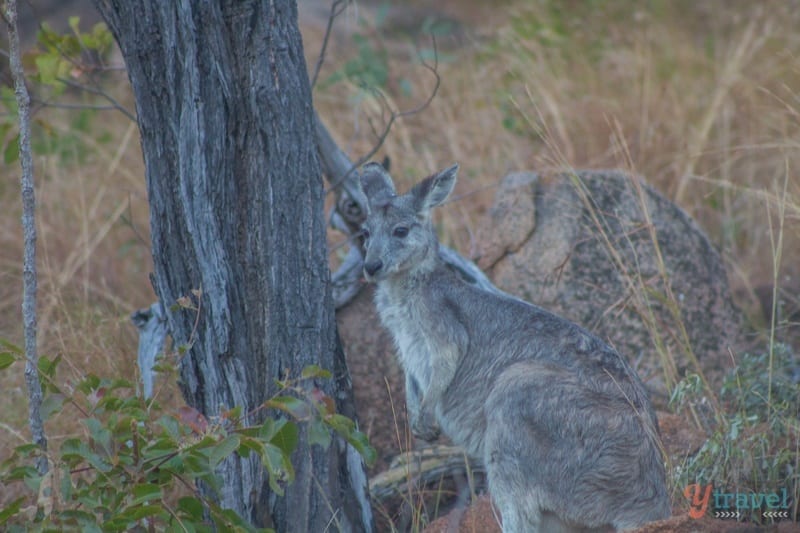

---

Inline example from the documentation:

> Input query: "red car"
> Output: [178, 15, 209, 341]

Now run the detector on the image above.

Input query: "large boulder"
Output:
[477, 170, 746, 402]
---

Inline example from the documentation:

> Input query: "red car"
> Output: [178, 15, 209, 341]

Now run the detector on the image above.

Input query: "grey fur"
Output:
[359, 162, 671, 532]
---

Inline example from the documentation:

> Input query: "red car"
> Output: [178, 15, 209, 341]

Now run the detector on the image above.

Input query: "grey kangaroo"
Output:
[358, 162, 671, 532]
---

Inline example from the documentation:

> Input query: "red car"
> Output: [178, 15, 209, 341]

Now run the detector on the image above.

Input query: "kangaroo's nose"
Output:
[364, 260, 383, 277]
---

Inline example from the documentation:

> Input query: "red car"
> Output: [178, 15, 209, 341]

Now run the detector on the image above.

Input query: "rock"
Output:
[477, 170, 746, 402]
[656, 411, 708, 459]
[423, 495, 500, 533]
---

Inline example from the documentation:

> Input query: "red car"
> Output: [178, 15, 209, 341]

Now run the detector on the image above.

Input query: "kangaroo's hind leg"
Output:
[484, 416, 548, 533]
[486, 424, 608, 533]
[486, 470, 543, 533]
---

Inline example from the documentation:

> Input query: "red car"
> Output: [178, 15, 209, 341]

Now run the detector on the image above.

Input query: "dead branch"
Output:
[369, 445, 484, 502]
[131, 303, 168, 399]
[326, 35, 441, 196]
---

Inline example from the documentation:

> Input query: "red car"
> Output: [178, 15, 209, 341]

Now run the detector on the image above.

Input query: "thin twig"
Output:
[326, 35, 441, 195]
[32, 100, 130, 115]
[310, 0, 349, 90]
[55, 76, 137, 121]
[4, 0, 49, 476]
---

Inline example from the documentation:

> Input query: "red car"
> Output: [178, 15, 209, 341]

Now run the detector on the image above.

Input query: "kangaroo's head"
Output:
[358, 162, 459, 282]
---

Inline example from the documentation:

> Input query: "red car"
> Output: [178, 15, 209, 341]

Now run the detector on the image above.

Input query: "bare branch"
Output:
[310, 0, 349, 90]
[369, 445, 484, 501]
[31, 100, 129, 115]
[54, 76, 137, 121]
[326, 34, 441, 195]
[4, 0, 49, 476]
[1, 13, 135, 121]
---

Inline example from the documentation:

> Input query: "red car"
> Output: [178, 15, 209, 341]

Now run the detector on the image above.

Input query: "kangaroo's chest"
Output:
[374, 286, 436, 388]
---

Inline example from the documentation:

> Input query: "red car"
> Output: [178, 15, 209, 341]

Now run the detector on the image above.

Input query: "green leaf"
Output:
[260, 443, 295, 496]
[270, 419, 298, 456]
[106, 504, 166, 530]
[236, 436, 266, 460]
[325, 413, 355, 435]
[0, 338, 22, 355]
[0, 122, 12, 143]
[255, 417, 283, 441]
[83, 23, 113, 54]
[34, 53, 61, 86]
[157, 414, 183, 440]
[85, 417, 113, 454]
[37, 354, 61, 381]
[3, 465, 37, 481]
[4, 133, 19, 165]
[177, 496, 205, 521]
[142, 436, 179, 459]
[76, 373, 101, 394]
[345, 430, 377, 467]
[60, 438, 112, 473]
[68, 16, 81, 34]
[131, 482, 163, 505]
[182, 447, 215, 478]
[308, 418, 331, 450]
[300, 365, 331, 379]
[265, 395, 310, 419]
[61, 509, 103, 531]
[40, 393, 66, 419]
[0, 352, 16, 370]
[206, 500, 261, 532]
[209, 434, 240, 467]
[0, 497, 24, 524]
[59, 465, 73, 502]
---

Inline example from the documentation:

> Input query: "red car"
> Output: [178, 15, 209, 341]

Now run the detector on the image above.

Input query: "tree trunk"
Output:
[93, 1, 370, 530]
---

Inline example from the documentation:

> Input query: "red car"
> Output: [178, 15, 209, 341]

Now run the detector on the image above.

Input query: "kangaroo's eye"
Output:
[393, 226, 409, 238]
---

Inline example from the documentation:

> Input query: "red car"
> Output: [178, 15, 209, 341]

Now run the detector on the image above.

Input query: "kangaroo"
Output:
[358, 162, 671, 532]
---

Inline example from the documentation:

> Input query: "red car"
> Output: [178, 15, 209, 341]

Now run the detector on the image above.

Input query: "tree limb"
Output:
[310, 0, 349, 90]
[369, 446, 484, 502]
[325, 35, 441, 196]
[4, 0, 49, 476]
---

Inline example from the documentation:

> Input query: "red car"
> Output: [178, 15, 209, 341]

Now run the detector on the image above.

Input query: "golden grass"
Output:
[1, 0, 799, 520]
[312, 0, 799, 319]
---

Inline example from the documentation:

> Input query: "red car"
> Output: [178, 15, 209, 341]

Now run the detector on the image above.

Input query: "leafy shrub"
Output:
[670, 343, 800, 523]
[0, 343, 375, 532]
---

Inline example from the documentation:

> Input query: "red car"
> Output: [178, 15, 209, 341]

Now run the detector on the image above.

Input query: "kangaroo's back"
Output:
[358, 162, 671, 532]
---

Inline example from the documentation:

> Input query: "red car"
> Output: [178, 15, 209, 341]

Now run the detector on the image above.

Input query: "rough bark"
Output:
[4, 0, 48, 476]
[93, 1, 370, 530]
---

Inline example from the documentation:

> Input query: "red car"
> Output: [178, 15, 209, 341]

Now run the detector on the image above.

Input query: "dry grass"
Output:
[312, 0, 800, 321]
[0, 80, 155, 502]
[1, 0, 799, 523]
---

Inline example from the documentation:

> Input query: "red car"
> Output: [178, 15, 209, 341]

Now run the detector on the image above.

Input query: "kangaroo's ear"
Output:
[359, 162, 396, 210]
[410, 164, 459, 215]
